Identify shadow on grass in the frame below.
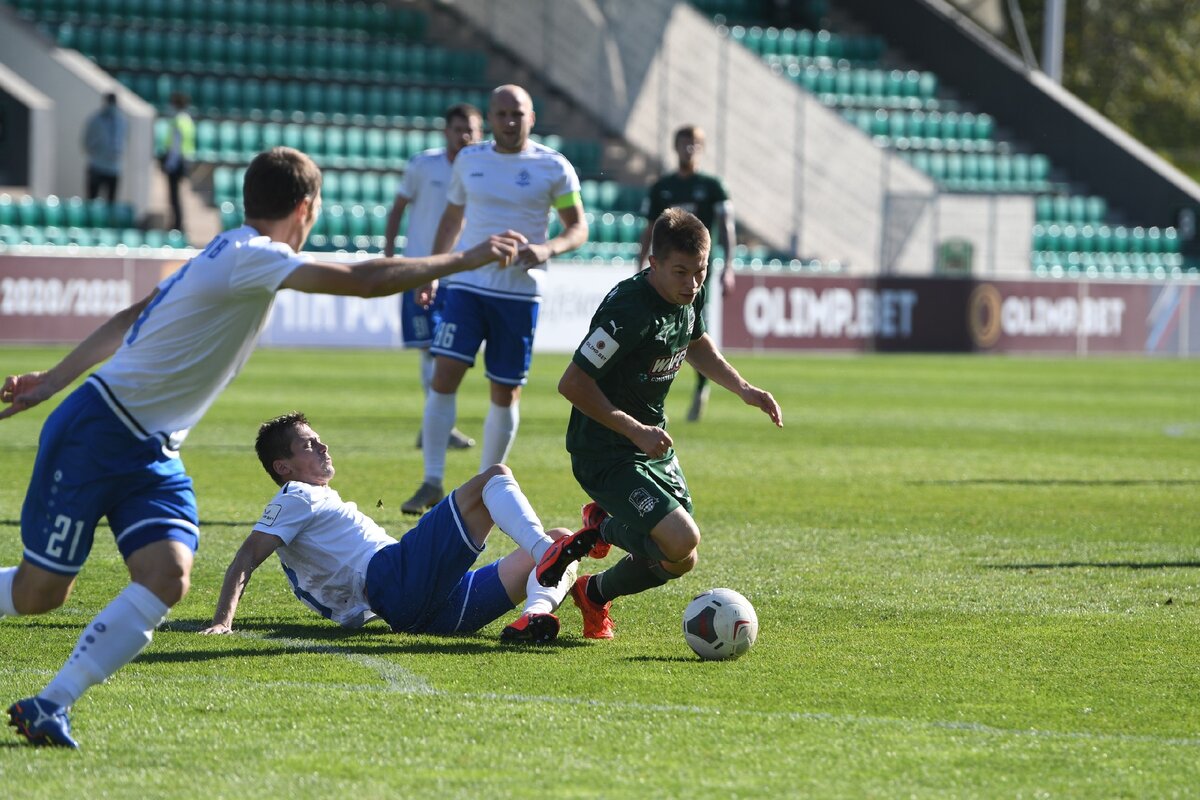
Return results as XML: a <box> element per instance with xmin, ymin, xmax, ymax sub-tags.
<box><xmin>987</xmin><ymin>561</ymin><xmax>1200</xmax><ymax>570</ymax></box>
<box><xmin>624</xmin><ymin>655</ymin><xmax>699</xmax><ymax>664</ymax></box>
<box><xmin>132</xmin><ymin>618</ymin><xmax>589</xmax><ymax>663</ymax></box>
<box><xmin>908</xmin><ymin>479</ymin><xmax>1200</xmax><ymax>487</ymax></box>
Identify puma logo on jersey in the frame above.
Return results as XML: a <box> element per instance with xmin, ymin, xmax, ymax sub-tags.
<box><xmin>607</xmin><ymin>320</ymin><xmax>622</xmax><ymax>335</ymax></box>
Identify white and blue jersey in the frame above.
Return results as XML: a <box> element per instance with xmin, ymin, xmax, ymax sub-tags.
<box><xmin>431</xmin><ymin>140</ymin><xmax>580</xmax><ymax>382</ymax></box>
<box><xmin>253</xmin><ymin>482</ymin><xmax>394</xmax><ymax>627</ymax></box>
<box><xmin>442</xmin><ymin>140</ymin><xmax>580</xmax><ymax>302</ymax></box>
<box><xmin>19</xmin><ymin>226</ymin><xmax>306</xmax><ymax>574</ymax></box>
<box><xmin>97</xmin><ymin>226</ymin><xmax>308</xmax><ymax>450</ymax></box>
<box><xmin>253</xmin><ymin>481</ymin><xmax>514</xmax><ymax>633</ymax></box>
<box><xmin>396</xmin><ymin>148</ymin><xmax>453</xmax><ymax>347</ymax></box>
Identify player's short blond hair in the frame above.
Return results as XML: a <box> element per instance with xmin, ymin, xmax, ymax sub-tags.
<box><xmin>651</xmin><ymin>207</ymin><xmax>711</xmax><ymax>262</ymax></box>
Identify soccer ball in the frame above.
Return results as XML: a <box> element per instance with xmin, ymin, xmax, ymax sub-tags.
<box><xmin>682</xmin><ymin>588</ymin><xmax>758</xmax><ymax>660</ymax></box>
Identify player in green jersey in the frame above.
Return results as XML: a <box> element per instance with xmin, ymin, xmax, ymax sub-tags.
<box><xmin>535</xmin><ymin>208</ymin><xmax>782</xmax><ymax>638</ymax></box>
<box><xmin>637</xmin><ymin>125</ymin><xmax>738</xmax><ymax>422</ymax></box>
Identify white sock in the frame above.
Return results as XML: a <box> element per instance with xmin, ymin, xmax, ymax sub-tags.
<box><xmin>0</xmin><ymin>566</ymin><xmax>18</xmax><ymax>618</ymax></box>
<box><xmin>422</xmin><ymin>389</ymin><xmax>456</xmax><ymax>485</ymax></box>
<box><xmin>479</xmin><ymin>401</ymin><xmax>519</xmax><ymax>470</ymax></box>
<box><xmin>419</xmin><ymin>349</ymin><xmax>434</xmax><ymax>395</ymax></box>
<box><xmin>524</xmin><ymin>560</ymin><xmax>577</xmax><ymax>615</ymax></box>
<box><xmin>481</xmin><ymin>473</ymin><xmax>553</xmax><ymax>561</ymax></box>
<box><xmin>40</xmin><ymin>582</ymin><xmax>169</xmax><ymax>708</ymax></box>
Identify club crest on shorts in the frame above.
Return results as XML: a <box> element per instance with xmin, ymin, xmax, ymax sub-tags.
<box><xmin>628</xmin><ymin>488</ymin><xmax>657</xmax><ymax>517</ymax></box>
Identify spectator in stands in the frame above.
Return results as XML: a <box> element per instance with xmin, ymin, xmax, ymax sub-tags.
<box><xmin>157</xmin><ymin>92</ymin><xmax>195</xmax><ymax>234</ymax></box>
<box><xmin>82</xmin><ymin>92</ymin><xmax>127</xmax><ymax>204</ymax></box>
<box><xmin>636</xmin><ymin>125</ymin><xmax>737</xmax><ymax>422</ymax></box>
<box><xmin>384</xmin><ymin>103</ymin><xmax>484</xmax><ymax>453</ymax></box>
<box><xmin>400</xmin><ymin>84</ymin><xmax>588</xmax><ymax>516</ymax></box>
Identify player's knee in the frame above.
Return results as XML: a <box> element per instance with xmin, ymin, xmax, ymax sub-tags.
<box><xmin>14</xmin><ymin>588</ymin><xmax>70</xmax><ymax>615</ymax></box>
<box><xmin>12</xmin><ymin>564</ymin><xmax>74</xmax><ymax>614</ymax></box>
<box><xmin>143</xmin><ymin>571</ymin><xmax>190</xmax><ymax>606</ymax></box>
<box><xmin>480</xmin><ymin>463</ymin><xmax>512</xmax><ymax>482</ymax></box>
<box><xmin>657</xmin><ymin>524</ymin><xmax>700</xmax><ymax>563</ymax></box>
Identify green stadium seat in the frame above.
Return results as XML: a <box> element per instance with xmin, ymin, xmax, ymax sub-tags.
<box><xmin>385</xmin><ymin>129</ymin><xmax>407</xmax><ymax>162</ymax></box>
<box><xmin>16</xmin><ymin>195</ymin><xmax>41</xmax><ymax>226</ymax></box>
<box><xmin>39</xmin><ymin>196</ymin><xmax>63</xmax><ymax>227</ymax></box>
<box><xmin>364</xmin><ymin>128</ymin><xmax>387</xmax><ymax>167</ymax></box>
<box><xmin>262</xmin><ymin>81</ymin><xmax>286</xmax><ymax>115</ymax></box>
<box><xmin>340</xmin><ymin>172</ymin><xmax>362</xmax><ymax>204</ymax></box>
<box><xmin>281</xmin><ymin>123</ymin><xmax>304</xmax><ymax>151</ymax></box>
<box><xmin>301</xmin><ymin>125</ymin><xmax>324</xmax><ymax>158</ymax></box>
<box><xmin>357</xmin><ymin>172</ymin><xmax>380</xmax><ymax>205</ymax></box>
<box><xmin>111</xmin><ymin>202</ymin><xmax>135</xmax><ymax>228</ymax></box>
<box><xmin>255</xmin><ymin>121</ymin><xmax>278</xmax><ymax>151</ymax></box>
<box><xmin>217</xmin><ymin>120</ymin><xmax>241</xmax><ymax>161</ymax></box>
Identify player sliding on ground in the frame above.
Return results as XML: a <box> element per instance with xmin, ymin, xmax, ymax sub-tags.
<box><xmin>535</xmin><ymin>208</ymin><xmax>783</xmax><ymax>638</ymax></box>
<box><xmin>0</xmin><ymin>146</ymin><xmax>525</xmax><ymax>748</ymax></box>
<box><xmin>201</xmin><ymin>413</ymin><xmax>577</xmax><ymax>644</ymax></box>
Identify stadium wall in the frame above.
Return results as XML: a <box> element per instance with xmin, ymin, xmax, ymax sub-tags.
<box><xmin>0</xmin><ymin>4</ymin><xmax>155</xmax><ymax>212</ymax></box>
<box><xmin>2</xmin><ymin>253</ymin><xmax>1195</xmax><ymax>356</ymax></box>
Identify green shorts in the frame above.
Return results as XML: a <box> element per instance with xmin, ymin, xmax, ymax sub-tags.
<box><xmin>571</xmin><ymin>449</ymin><xmax>693</xmax><ymax>538</ymax></box>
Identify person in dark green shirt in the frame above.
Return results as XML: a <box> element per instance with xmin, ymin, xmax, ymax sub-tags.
<box><xmin>536</xmin><ymin>208</ymin><xmax>782</xmax><ymax>639</ymax></box>
<box><xmin>637</xmin><ymin>125</ymin><xmax>738</xmax><ymax>422</ymax></box>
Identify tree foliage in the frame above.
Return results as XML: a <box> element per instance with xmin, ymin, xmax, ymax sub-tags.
<box><xmin>1011</xmin><ymin>0</ymin><xmax>1200</xmax><ymax>174</ymax></box>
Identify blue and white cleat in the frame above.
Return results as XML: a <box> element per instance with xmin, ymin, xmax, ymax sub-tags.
<box><xmin>8</xmin><ymin>697</ymin><xmax>79</xmax><ymax>748</ymax></box>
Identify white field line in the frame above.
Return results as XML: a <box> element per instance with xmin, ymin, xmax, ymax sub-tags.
<box><xmin>228</xmin><ymin>630</ymin><xmax>434</xmax><ymax>694</ymax></box>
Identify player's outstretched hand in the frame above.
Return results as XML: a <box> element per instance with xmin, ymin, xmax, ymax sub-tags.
<box><xmin>465</xmin><ymin>230</ymin><xmax>527</xmax><ymax>269</ymax></box>
<box><xmin>198</xmin><ymin>623</ymin><xmax>233</xmax><ymax>635</ymax></box>
<box><xmin>631</xmin><ymin>424</ymin><xmax>674</xmax><ymax>459</ymax></box>
<box><xmin>0</xmin><ymin>371</ymin><xmax>56</xmax><ymax>421</ymax></box>
<box><xmin>740</xmin><ymin>385</ymin><xmax>783</xmax><ymax>428</ymax></box>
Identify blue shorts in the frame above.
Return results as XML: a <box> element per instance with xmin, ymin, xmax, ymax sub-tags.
<box><xmin>429</xmin><ymin>287</ymin><xmax>539</xmax><ymax>385</ymax></box>
<box><xmin>400</xmin><ymin>290</ymin><xmax>443</xmax><ymax>348</ymax></box>
<box><xmin>20</xmin><ymin>380</ymin><xmax>200</xmax><ymax>576</ymax></box>
<box><xmin>364</xmin><ymin>491</ymin><xmax>514</xmax><ymax>634</ymax></box>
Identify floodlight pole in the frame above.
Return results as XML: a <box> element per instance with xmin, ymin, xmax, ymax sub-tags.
<box><xmin>1042</xmin><ymin>0</ymin><xmax>1066</xmax><ymax>83</ymax></box>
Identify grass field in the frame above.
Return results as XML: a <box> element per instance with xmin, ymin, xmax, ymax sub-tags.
<box><xmin>1</xmin><ymin>346</ymin><xmax>1198</xmax><ymax>798</ymax></box>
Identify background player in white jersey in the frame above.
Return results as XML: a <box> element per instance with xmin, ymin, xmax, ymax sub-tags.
<box><xmin>384</xmin><ymin>104</ymin><xmax>483</xmax><ymax>452</ymax></box>
<box><xmin>0</xmin><ymin>147</ymin><xmax>524</xmax><ymax>748</ymax></box>
<box><xmin>402</xmin><ymin>84</ymin><xmax>589</xmax><ymax>515</ymax></box>
<box><xmin>200</xmin><ymin>413</ymin><xmax>575</xmax><ymax>643</ymax></box>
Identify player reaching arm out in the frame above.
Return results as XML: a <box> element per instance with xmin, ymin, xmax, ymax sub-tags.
<box><xmin>281</xmin><ymin>230</ymin><xmax>524</xmax><ymax>298</ymax></box>
<box><xmin>0</xmin><ymin>291</ymin><xmax>155</xmax><ymax>420</ymax></box>
<box><xmin>683</xmin><ymin>334</ymin><xmax>782</xmax><ymax>427</ymax></box>
<box><xmin>0</xmin><ymin>234</ymin><xmax>524</xmax><ymax>422</ymax></box>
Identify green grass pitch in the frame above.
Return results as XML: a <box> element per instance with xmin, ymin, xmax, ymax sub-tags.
<box><xmin>1</xmin><ymin>346</ymin><xmax>1198</xmax><ymax>798</ymax></box>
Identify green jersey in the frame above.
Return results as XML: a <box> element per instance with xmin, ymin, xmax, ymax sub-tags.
<box><xmin>641</xmin><ymin>171</ymin><xmax>729</xmax><ymax>233</ymax></box>
<box><xmin>566</xmin><ymin>271</ymin><xmax>707</xmax><ymax>458</ymax></box>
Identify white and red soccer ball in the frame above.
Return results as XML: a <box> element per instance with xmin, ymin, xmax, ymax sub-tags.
<box><xmin>682</xmin><ymin>588</ymin><xmax>758</xmax><ymax>660</ymax></box>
